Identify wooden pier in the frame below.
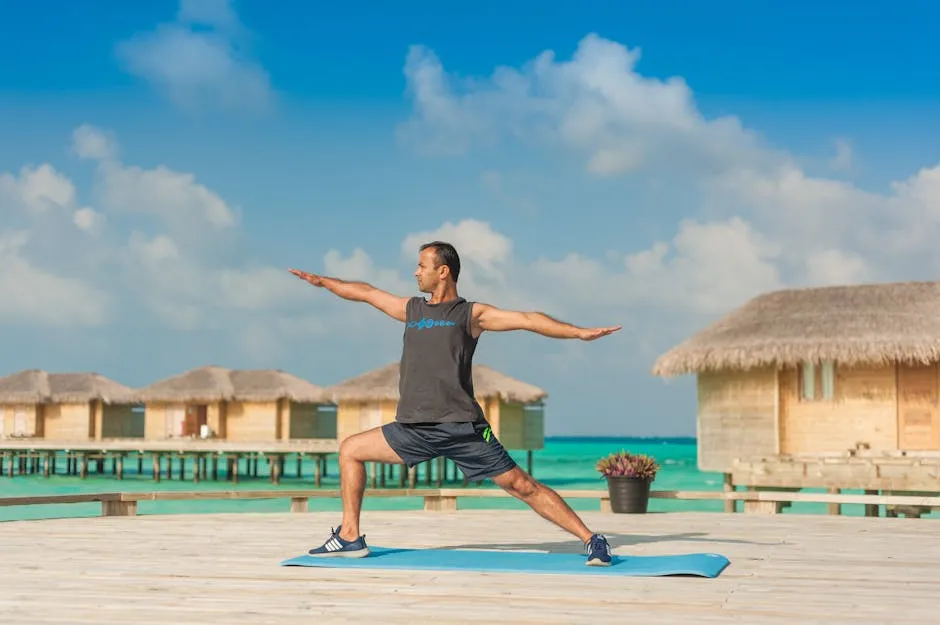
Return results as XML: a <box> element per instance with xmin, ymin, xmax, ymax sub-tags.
<box><xmin>0</xmin><ymin>439</ymin><xmax>487</xmax><ymax>488</ymax></box>
<box><xmin>0</xmin><ymin>503</ymin><xmax>938</xmax><ymax>624</ymax></box>
<box><xmin>0</xmin><ymin>439</ymin><xmax>337</xmax><ymax>485</ymax></box>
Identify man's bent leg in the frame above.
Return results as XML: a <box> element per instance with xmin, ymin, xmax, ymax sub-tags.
<box><xmin>490</xmin><ymin>466</ymin><xmax>595</xmax><ymax>543</ymax></box>
<box><xmin>337</xmin><ymin>426</ymin><xmax>405</xmax><ymax>541</ymax></box>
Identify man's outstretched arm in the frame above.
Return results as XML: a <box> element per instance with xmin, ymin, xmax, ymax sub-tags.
<box><xmin>471</xmin><ymin>303</ymin><xmax>621</xmax><ymax>340</ymax></box>
<box><xmin>289</xmin><ymin>269</ymin><xmax>408</xmax><ymax>322</ymax></box>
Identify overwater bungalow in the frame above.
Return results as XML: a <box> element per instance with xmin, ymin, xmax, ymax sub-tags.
<box><xmin>0</xmin><ymin>369</ymin><xmax>139</xmax><ymax>441</ymax></box>
<box><xmin>325</xmin><ymin>362</ymin><xmax>547</xmax><ymax>468</ymax></box>
<box><xmin>652</xmin><ymin>280</ymin><xmax>940</xmax><ymax>512</ymax></box>
<box><xmin>137</xmin><ymin>365</ymin><xmax>335</xmax><ymax>442</ymax></box>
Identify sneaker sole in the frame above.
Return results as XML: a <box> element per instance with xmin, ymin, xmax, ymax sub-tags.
<box><xmin>585</xmin><ymin>558</ymin><xmax>611</xmax><ymax>567</ymax></box>
<box><xmin>308</xmin><ymin>547</ymin><xmax>371</xmax><ymax>559</ymax></box>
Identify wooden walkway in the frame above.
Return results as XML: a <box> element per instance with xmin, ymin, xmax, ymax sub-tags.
<box><xmin>0</xmin><ymin>510</ymin><xmax>937</xmax><ymax>624</ymax></box>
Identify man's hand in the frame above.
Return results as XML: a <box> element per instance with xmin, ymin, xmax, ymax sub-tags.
<box><xmin>288</xmin><ymin>268</ymin><xmax>409</xmax><ymax>322</ymax></box>
<box><xmin>289</xmin><ymin>268</ymin><xmax>325</xmax><ymax>287</ymax></box>
<box><xmin>576</xmin><ymin>326</ymin><xmax>622</xmax><ymax>341</ymax></box>
<box><xmin>472</xmin><ymin>303</ymin><xmax>622</xmax><ymax>341</ymax></box>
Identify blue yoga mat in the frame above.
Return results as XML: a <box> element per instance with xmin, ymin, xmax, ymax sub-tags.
<box><xmin>281</xmin><ymin>547</ymin><xmax>731</xmax><ymax>578</ymax></box>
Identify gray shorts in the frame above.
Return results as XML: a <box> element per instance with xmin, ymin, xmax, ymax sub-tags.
<box><xmin>381</xmin><ymin>420</ymin><xmax>517</xmax><ymax>482</ymax></box>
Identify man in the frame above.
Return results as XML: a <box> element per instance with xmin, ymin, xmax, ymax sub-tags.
<box><xmin>288</xmin><ymin>241</ymin><xmax>622</xmax><ymax>566</ymax></box>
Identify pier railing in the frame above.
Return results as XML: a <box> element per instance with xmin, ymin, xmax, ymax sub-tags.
<box><xmin>2</xmin><ymin>487</ymin><xmax>939</xmax><ymax>518</ymax></box>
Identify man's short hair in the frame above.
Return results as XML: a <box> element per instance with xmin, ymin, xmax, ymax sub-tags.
<box><xmin>419</xmin><ymin>241</ymin><xmax>461</xmax><ymax>282</ymax></box>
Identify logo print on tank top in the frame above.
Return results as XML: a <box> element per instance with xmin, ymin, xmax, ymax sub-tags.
<box><xmin>407</xmin><ymin>318</ymin><xmax>456</xmax><ymax>330</ymax></box>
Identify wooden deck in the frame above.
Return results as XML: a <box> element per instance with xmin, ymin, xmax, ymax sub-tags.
<box><xmin>1</xmin><ymin>509</ymin><xmax>937</xmax><ymax>624</ymax></box>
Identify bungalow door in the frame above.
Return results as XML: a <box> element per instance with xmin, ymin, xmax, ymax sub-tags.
<box><xmin>165</xmin><ymin>407</ymin><xmax>185</xmax><ymax>438</ymax></box>
<box><xmin>897</xmin><ymin>363</ymin><xmax>940</xmax><ymax>450</ymax></box>
<box><xmin>13</xmin><ymin>409</ymin><xmax>27</xmax><ymax>436</ymax></box>
<box><xmin>183</xmin><ymin>405</ymin><xmax>208</xmax><ymax>437</ymax></box>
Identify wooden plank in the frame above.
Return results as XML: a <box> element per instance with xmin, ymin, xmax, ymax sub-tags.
<box><xmin>0</xmin><ymin>493</ymin><xmax>120</xmax><ymax>506</ymax></box>
<box><xmin>0</xmin><ymin>511</ymin><xmax>938</xmax><ymax>624</ymax></box>
<box><xmin>116</xmin><ymin>488</ymin><xmax>430</xmax><ymax>502</ymax></box>
<box><xmin>3</xmin><ymin>487</ymin><xmax>940</xmax><ymax>514</ymax></box>
<box><xmin>0</xmin><ymin>439</ymin><xmax>338</xmax><ymax>453</ymax></box>
<box><xmin>732</xmin><ymin>455</ymin><xmax>940</xmax><ymax>491</ymax></box>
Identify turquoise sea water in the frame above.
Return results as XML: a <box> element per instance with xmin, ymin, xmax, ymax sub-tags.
<box><xmin>0</xmin><ymin>437</ymin><xmax>930</xmax><ymax>521</ymax></box>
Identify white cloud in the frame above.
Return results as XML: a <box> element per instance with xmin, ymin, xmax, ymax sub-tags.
<box><xmin>73</xmin><ymin>125</ymin><xmax>237</xmax><ymax>231</ymax></box>
<box><xmin>0</xmin><ymin>126</ymin><xmax>292</xmax><ymax>337</ymax></box>
<box><xmin>129</xmin><ymin>232</ymin><xmax>181</xmax><ymax>265</ymax></box>
<box><xmin>0</xmin><ymin>232</ymin><xmax>109</xmax><ymax>326</ymax></box>
<box><xmin>72</xmin><ymin>124</ymin><xmax>117</xmax><ymax>160</ymax></box>
<box><xmin>99</xmin><ymin>161</ymin><xmax>238</xmax><ymax>229</ymax></box>
<box><xmin>115</xmin><ymin>0</ymin><xmax>271</xmax><ymax>112</ymax></box>
<box><xmin>396</xmin><ymin>33</ymin><xmax>940</xmax><ymax>329</ymax></box>
<box><xmin>0</xmin><ymin>162</ymin><xmax>110</xmax><ymax>242</ymax></box>
<box><xmin>803</xmin><ymin>249</ymin><xmax>870</xmax><ymax>285</ymax></box>
<box><xmin>402</xmin><ymin>219</ymin><xmax>513</xmax><ymax>272</ymax></box>
<box><xmin>323</xmin><ymin>248</ymin><xmax>414</xmax><ymax>295</ymax></box>
<box><xmin>72</xmin><ymin>207</ymin><xmax>105</xmax><ymax>234</ymax></box>
<box><xmin>0</xmin><ymin>164</ymin><xmax>76</xmax><ymax>214</ymax></box>
<box><xmin>398</xmin><ymin>34</ymin><xmax>771</xmax><ymax>176</ymax></box>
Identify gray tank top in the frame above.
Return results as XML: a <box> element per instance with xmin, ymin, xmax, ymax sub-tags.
<box><xmin>396</xmin><ymin>296</ymin><xmax>484</xmax><ymax>423</ymax></box>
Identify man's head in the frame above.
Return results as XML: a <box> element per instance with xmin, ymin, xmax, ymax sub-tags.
<box><xmin>415</xmin><ymin>241</ymin><xmax>461</xmax><ymax>292</ymax></box>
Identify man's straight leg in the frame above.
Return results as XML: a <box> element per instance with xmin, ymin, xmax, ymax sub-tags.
<box><xmin>490</xmin><ymin>466</ymin><xmax>612</xmax><ymax>566</ymax></box>
<box><xmin>444</xmin><ymin>421</ymin><xmax>613</xmax><ymax>566</ymax></box>
<box><xmin>490</xmin><ymin>466</ymin><xmax>591</xmax><ymax>540</ymax></box>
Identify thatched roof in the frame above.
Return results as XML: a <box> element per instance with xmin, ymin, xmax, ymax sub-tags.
<box><xmin>49</xmin><ymin>373</ymin><xmax>139</xmax><ymax>403</ymax></box>
<box><xmin>0</xmin><ymin>370</ymin><xmax>138</xmax><ymax>404</ymax></box>
<box><xmin>137</xmin><ymin>366</ymin><xmax>329</xmax><ymax>403</ymax></box>
<box><xmin>325</xmin><ymin>362</ymin><xmax>547</xmax><ymax>403</ymax></box>
<box><xmin>0</xmin><ymin>370</ymin><xmax>48</xmax><ymax>403</ymax></box>
<box><xmin>652</xmin><ymin>280</ymin><xmax>940</xmax><ymax>376</ymax></box>
<box><xmin>229</xmin><ymin>369</ymin><xmax>330</xmax><ymax>403</ymax></box>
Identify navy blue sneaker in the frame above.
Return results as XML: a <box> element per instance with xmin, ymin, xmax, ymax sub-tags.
<box><xmin>585</xmin><ymin>533</ymin><xmax>612</xmax><ymax>566</ymax></box>
<box><xmin>308</xmin><ymin>525</ymin><xmax>370</xmax><ymax>558</ymax></box>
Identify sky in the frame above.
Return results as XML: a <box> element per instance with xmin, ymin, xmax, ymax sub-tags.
<box><xmin>2</xmin><ymin>0</ymin><xmax>940</xmax><ymax>437</ymax></box>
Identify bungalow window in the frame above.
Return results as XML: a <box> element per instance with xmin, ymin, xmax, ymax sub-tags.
<box><xmin>800</xmin><ymin>360</ymin><xmax>835</xmax><ymax>401</ymax></box>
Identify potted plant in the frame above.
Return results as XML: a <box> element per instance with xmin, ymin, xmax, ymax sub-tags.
<box><xmin>596</xmin><ymin>450</ymin><xmax>659</xmax><ymax>513</ymax></box>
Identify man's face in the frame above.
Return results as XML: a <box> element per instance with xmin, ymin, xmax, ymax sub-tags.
<box><xmin>414</xmin><ymin>248</ymin><xmax>443</xmax><ymax>292</ymax></box>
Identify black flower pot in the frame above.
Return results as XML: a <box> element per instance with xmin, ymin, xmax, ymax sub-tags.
<box><xmin>607</xmin><ymin>476</ymin><xmax>652</xmax><ymax>513</ymax></box>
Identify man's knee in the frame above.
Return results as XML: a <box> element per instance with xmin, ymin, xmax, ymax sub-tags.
<box><xmin>496</xmin><ymin>467</ymin><xmax>540</xmax><ymax>498</ymax></box>
<box><xmin>339</xmin><ymin>430</ymin><xmax>373</xmax><ymax>462</ymax></box>
<box><xmin>338</xmin><ymin>436</ymin><xmax>357</xmax><ymax>462</ymax></box>
<box><xmin>339</xmin><ymin>426</ymin><xmax>405</xmax><ymax>465</ymax></box>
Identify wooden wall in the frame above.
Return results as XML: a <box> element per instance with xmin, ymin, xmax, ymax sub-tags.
<box><xmin>41</xmin><ymin>402</ymin><xmax>92</xmax><ymax>440</ymax></box>
<box><xmin>0</xmin><ymin>404</ymin><xmax>41</xmax><ymax>438</ymax></box>
<box><xmin>1</xmin><ymin>402</ymin><xmax>141</xmax><ymax>441</ymax></box>
<box><xmin>144</xmin><ymin>400</ymin><xmax>335</xmax><ymax>442</ymax></box>
<box><xmin>225</xmin><ymin>401</ymin><xmax>280</xmax><ymax>441</ymax></box>
<box><xmin>778</xmin><ymin>365</ymin><xmax>897</xmax><ymax>454</ymax></box>
<box><xmin>701</xmin><ymin>362</ymin><xmax>940</xmax><ymax>472</ymax></box>
<box><xmin>696</xmin><ymin>368</ymin><xmax>778</xmax><ymax>472</ymax></box>
<box><xmin>143</xmin><ymin>402</ymin><xmax>224</xmax><ymax>440</ymax></box>
<box><xmin>336</xmin><ymin>400</ymin><xmax>398</xmax><ymax>442</ymax></box>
